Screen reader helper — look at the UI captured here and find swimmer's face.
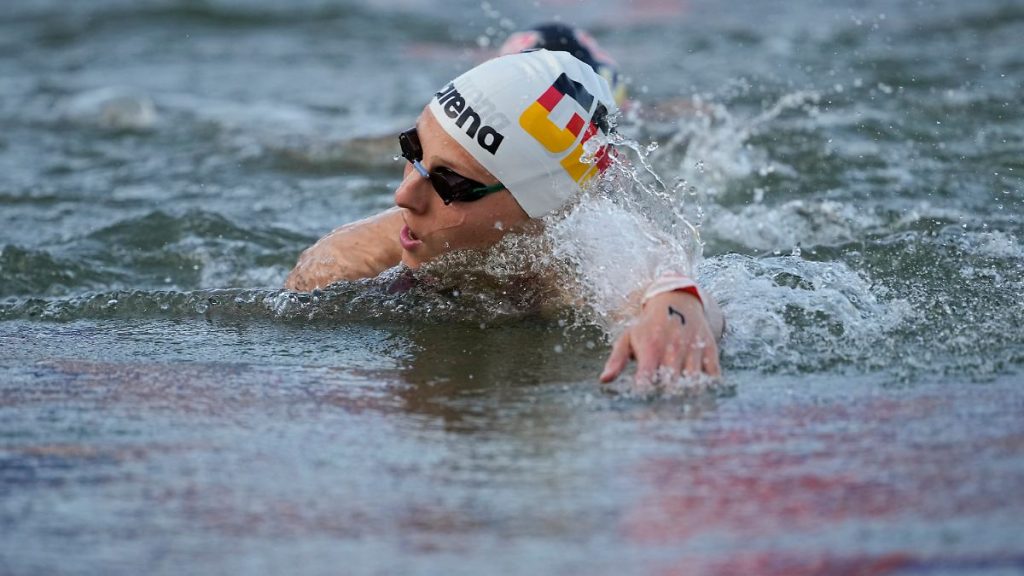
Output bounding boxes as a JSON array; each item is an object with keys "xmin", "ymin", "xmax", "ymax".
[{"xmin": 394, "ymin": 107, "xmax": 530, "ymax": 269}]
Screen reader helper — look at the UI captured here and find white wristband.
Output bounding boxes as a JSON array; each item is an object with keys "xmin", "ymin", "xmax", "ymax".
[{"xmin": 641, "ymin": 272, "xmax": 704, "ymax": 308}]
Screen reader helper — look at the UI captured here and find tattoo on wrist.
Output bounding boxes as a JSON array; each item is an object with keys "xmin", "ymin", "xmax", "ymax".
[{"xmin": 668, "ymin": 306, "xmax": 686, "ymax": 325}]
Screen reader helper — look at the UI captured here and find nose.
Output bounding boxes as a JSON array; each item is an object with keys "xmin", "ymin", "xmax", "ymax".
[{"xmin": 394, "ymin": 162, "xmax": 432, "ymax": 215}]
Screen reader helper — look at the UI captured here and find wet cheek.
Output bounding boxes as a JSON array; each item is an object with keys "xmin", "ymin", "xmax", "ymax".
[
  {"xmin": 431, "ymin": 213, "xmax": 490, "ymax": 252},
  {"xmin": 433, "ymin": 212, "xmax": 468, "ymax": 234},
  {"xmin": 481, "ymin": 220, "xmax": 507, "ymax": 245},
  {"xmin": 464, "ymin": 216, "xmax": 507, "ymax": 249}
]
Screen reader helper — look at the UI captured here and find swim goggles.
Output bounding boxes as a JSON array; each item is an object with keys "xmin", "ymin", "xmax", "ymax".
[{"xmin": 398, "ymin": 127, "xmax": 505, "ymax": 204}]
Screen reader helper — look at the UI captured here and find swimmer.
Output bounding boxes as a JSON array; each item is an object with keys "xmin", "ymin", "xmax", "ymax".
[
  {"xmin": 332, "ymin": 23, "xmax": 699, "ymax": 172},
  {"xmin": 285, "ymin": 49, "xmax": 724, "ymax": 384},
  {"xmin": 498, "ymin": 23, "xmax": 629, "ymax": 108},
  {"xmin": 499, "ymin": 23, "xmax": 713, "ymax": 126}
]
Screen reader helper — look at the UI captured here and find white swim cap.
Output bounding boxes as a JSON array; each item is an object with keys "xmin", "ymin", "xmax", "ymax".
[{"xmin": 427, "ymin": 49, "xmax": 618, "ymax": 218}]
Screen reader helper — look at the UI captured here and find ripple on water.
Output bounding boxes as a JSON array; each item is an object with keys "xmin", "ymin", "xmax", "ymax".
[
  {"xmin": 0, "ymin": 210, "xmax": 312, "ymax": 298},
  {"xmin": 701, "ymin": 253, "xmax": 911, "ymax": 374}
]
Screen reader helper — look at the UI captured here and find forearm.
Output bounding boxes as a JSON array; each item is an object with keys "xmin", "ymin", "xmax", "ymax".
[{"xmin": 284, "ymin": 208, "xmax": 405, "ymax": 291}]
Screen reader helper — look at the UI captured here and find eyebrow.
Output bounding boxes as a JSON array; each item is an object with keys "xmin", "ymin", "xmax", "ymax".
[
  {"xmin": 413, "ymin": 112, "xmax": 497, "ymax": 181},
  {"xmin": 416, "ymin": 120, "xmax": 492, "ymax": 182},
  {"xmin": 426, "ymin": 153, "xmax": 478, "ymax": 179}
]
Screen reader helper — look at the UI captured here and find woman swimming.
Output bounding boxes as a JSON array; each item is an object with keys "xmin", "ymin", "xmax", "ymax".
[{"xmin": 285, "ymin": 49, "xmax": 724, "ymax": 384}]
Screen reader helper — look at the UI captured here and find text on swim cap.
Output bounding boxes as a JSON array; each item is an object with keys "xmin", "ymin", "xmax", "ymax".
[
  {"xmin": 435, "ymin": 83, "xmax": 506, "ymax": 155},
  {"xmin": 519, "ymin": 73, "xmax": 611, "ymax": 183}
]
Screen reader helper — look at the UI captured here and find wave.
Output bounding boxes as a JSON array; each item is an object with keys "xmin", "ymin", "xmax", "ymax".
[
  {"xmin": 3, "ymin": 224, "xmax": 1020, "ymax": 381},
  {"xmin": 0, "ymin": 264, "xmax": 571, "ymax": 327},
  {"xmin": 0, "ymin": 210, "xmax": 311, "ymax": 297},
  {"xmin": 0, "ymin": 245, "xmax": 112, "ymax": 298},
  {"xmin": 17, "ymin": 1, "xmax": 452, "ymax": 50}
]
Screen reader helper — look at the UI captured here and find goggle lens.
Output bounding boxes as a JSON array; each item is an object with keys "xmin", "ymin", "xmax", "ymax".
[{"xmin": 398, "ymin": 128, "xmax": 504, "ymax": 204}]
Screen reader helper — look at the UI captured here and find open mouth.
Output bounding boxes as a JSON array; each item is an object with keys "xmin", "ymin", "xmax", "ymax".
[{"xmin": 399, "ymin": 224, "xmax": 423, "ymax": 250}]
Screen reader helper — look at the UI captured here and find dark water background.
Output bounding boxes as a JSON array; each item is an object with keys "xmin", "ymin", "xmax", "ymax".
[{"xmin": 1, "ymin": 1, "xmax": 1023, "ymax": 574}]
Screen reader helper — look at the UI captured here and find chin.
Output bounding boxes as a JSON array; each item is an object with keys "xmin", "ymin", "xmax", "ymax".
[{"xmin": 401, "ymin": 251, "xmax": 423, "ymax": 269}]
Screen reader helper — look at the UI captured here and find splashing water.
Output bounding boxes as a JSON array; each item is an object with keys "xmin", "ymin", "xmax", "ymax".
[
  {"xmin": 4, "ymin": 3, "xmax": 1024, "ymax": 575},
  {"xmin": 0, "ymin": 87, "xmax": 922, "ymax": 385}
]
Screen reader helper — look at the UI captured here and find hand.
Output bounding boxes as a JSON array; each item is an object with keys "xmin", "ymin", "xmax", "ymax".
[{"xmin": 599, "ymin": 291, "xmax": 721, "ymax": 386}]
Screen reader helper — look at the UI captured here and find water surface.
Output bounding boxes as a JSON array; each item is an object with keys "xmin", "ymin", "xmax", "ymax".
[{"xmin": 1, "ymin": 0, "xmax": 1023, "ymax": 574}]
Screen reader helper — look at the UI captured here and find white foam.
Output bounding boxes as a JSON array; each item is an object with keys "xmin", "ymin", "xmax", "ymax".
[
  {"xmin": 59, "ymin": 86, "xmax": 159, "ymax": 131},
  {"xmin": 704, "ymin": 199, "xmax": 884, "ymax": 252},
  {"xmin": 959, "ymin": 230, "xmax": 1022, "ymax": 259},
  {"xmin": 656, "ymin": 89, "xmax": 823, "ymax": 200},
  {"xmin": 544, "ymin": 194, "xmax": 686, "ymax": 326},
  {"xmin": 699, "ymin": 253, "xmax": 912, "ymax": 371}
]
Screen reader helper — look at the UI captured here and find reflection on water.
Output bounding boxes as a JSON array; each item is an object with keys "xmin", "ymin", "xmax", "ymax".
[{"xmin": 3, "ymin": 321, "xmax": 1023, "ymax": 574}]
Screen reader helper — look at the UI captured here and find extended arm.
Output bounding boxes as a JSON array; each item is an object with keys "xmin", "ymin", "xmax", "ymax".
[{"xmin": 284, "ymin": 207, "xmax": 405, "ymax": 291}]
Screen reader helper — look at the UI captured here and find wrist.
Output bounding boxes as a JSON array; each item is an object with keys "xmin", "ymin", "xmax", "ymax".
[
  {"xmin": 641, "ymin": 272, "xmax": 704, "ymax": 309},
  {"xmin": 645, "ymin": 290, "xmax": 704, "ymax": 315}
]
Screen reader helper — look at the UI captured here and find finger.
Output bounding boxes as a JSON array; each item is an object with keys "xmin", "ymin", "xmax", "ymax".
[
  {"xmin": 664, "ymin": 338, "xmax": 685, "ymax": 382},
  {"xmin": 633, "ymin": 337, "xmax": 662, "ymax": 387},
  {"xmin": 702, "ymin": 342, "xmax": 721, "ymax": 377},
  {"xmin": 600, "ymin": 332, "xmax": 633, "ymax": 383},
  {"xmin": 683, "ymin": 349, "xmax": 702, "ymax": 378}
]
